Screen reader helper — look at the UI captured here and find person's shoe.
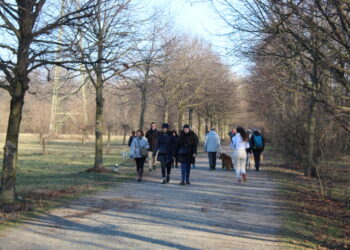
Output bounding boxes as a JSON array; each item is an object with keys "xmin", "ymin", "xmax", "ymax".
[
  {"xmin": 186, "ymin": 181, "xmax": 191, "ymax": 185},
  {"xmin": 179, "ymin": 181, "xmax": 185, "ymax": 185},
  {"xmin": 137, "ymin": 179, "xmax": 142, "ymax": 182},
  {"xmin": 152, "ymin": 165, "xmax": 156, "ymax": 170},
  {"xmin": 192, "ymin": 164, "xmax": 196, "ymax": 168},
  {"xmin": 161, "ymin": 178, "xmax": 167, "ymax": 184},
  {"xmin": 242, "ymin": 174, "xmax": 247, "ymax": 182},
  {"xmin": 237, "ymin": 179, "xmax": 242, "ymax": 183},
  {"xmin": 149, "ymin": 168, "xmax": 152, "ymax": 172},
  {"xmin": 166, "ymin": 176, "xmax": 170, "ymax": 183},
  {"xmin": 175, "ymin": 165, "xmax": 178, "ymax": 168}
]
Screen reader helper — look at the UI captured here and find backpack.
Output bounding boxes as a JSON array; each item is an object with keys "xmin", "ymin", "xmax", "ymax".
[{"xmin": 254, "ymin": 135, "xmax": 263, "ymax": 149}]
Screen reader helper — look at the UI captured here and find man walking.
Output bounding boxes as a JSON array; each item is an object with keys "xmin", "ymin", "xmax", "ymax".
[
  {"xmin": 249, "ymin": 129, "xmax": 265, "ymax": 171},
  {"xmin": 204, "ymin": 128, "xmax": 221, "ymax": 171},
  {"xmin": 145, "ymin": 122, "xmax": 160, "ymax": 172}
]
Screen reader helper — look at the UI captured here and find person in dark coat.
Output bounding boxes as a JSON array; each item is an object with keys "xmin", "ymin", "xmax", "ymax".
[
  {"xmin": 145, "ymin": 122, "xmax": 160, "ymax": 172},
  {"xmin": 128, "ymin": 131, "xmax": 136, "ymax": 147},
  {"xmin": 175, "ymin": 124, "xmax": 198, "ymax": 185},
  {"xmin": 249, "ymin": 129, "xmax": 265, "ymax": 171},
  {"xmin": 171, "ymin": 130, "xmax": 179, "ymax": 168},
  {"xmin": 153, "ymin": 123, "xmax": 177, "ymax": 184}
]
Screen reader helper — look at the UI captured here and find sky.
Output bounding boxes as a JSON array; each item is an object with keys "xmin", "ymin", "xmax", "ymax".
[{"xmin": 146, "ymin": 0, "xmax": 249, "ymax": 76}]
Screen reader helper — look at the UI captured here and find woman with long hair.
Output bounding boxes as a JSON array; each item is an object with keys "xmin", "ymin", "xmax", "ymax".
[
  {"xmin": 130, "ymin": 130, "xmax": 150, "ymax": 182},
  {"xmin": 231, "ymin": 127, "xmax": 250, "ymax": 183}
]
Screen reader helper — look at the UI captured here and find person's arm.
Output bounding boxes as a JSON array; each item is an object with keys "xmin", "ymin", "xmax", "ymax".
[
  {"xmin": 153, "ymin": 136, "xmax": 160, "ymax": 156},
  {"xmin": 262, "ymin": 136, "xmax": 265, "ymax": 152},
  {"xmin": 129, "ymin": 138, "xmax": 136, "ymax": 158}
]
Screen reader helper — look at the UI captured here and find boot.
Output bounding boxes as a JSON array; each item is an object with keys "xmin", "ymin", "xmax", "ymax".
[{"xmin": 242, "ymin": 174, "xmax": 247, "ymax": 182}]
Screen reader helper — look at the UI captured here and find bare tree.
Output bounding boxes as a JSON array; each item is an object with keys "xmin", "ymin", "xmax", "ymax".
[{"xmin": 0, "ymin": 0, "xmax": 94, "ymax": 202}]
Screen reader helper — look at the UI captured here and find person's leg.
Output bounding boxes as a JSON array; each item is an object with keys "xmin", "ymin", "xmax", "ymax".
[
  {"xmin": 239, "ymin": 153, "xmax": 247, "ymax": 182},
  {"xmin": 161, "ymin": 160, "xmax": 166, "ymax": 178},
  {"xmin": 148, "ymin": 151, "xmax": 153, "ymax": 172},
  {"xmin": 186, "ymin": 163, "xmax": 191, "ymax": 183},
  {"xmin": 213, "ymin": 152, "xmax": 217, "ymax": 169},
  {"xmin": 152, "ymin": 153, "xmax": 157, "ymax": 170},
  {"xmin": 135, "ymin": 158, "xmax": 141, "ymax": 181},
  {"xmin": 180, "ymin": 162, "xmax": 186, "ymax": 184},
  {"xmin": 232, "ymin": 152, "xmax": 240, "ymax": 180},
  {"xmin": 253, "ymin": 150, "xmax": 261, "ymax": 171},
  {"xmin": 139, "ymin": 157, "xmax": 146, "ymax": 179},
  {"xmin": 166, "ymin": 162, "xmax": 172, "ymax": 183},
  {"xmin": 208, "ymin": 152, "xmax": 213, "ymax": 169}
]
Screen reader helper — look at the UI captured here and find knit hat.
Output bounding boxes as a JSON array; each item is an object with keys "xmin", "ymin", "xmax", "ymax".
[
  {"xmin": 162, "ymin": 123, "xmax": 169, "ymax": 129},
  {"xmin": 183, "ymin": 124, "xmax": 190, "ymax": 129}
]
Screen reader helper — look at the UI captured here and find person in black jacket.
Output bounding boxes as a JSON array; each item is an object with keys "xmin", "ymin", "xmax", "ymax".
[
  {"xmin": 145, "ymin": 122, "xmax": 160, "ymax": 172},
  {"xmin": 175, "ymin": 124, "xmax": 198, "ymax": 185},
  {"xmin": 171, "ymin": 130, "xmax": 179, "ymax": 168},
  {"xmin": 153, "ymin": 123, "xmax": 177, "ymax": 184},
  {"xmin": 249, "ymin": 129, "xmax": 265, "ymax": 171},
  {"xmin": 128, "ymin": 131, "xmax": 136, "ymax": 147}
]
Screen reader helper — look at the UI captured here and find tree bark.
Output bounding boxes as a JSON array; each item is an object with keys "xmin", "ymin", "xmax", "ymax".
[
  {"xmin": 188, "ymin": 108, "xmax": 193, "ymax": 127},
  {"xmin": 139, "ymin": 88, "xmax": 147, "ymax": 130},
  {"xmin": 197, "ymin": 111, "xmax": 202, "ymax": 143},
  {"xmin": 0, "ymin": 97, "xmax": 25, "ymax": 202},
  {"xmin": 178, "ymin": 109, "xmax": 184, "ymax": 132},
  {"xmin": 94, "ymin": 84, "xmax": 104, "ymax": 169},
  {"xmin": 163, "ymin": 102, "xmax": 169, "ymax": 124},
  {"xmin": 305, "ymin": 98, "xmax": 317, "ymax": 177}
]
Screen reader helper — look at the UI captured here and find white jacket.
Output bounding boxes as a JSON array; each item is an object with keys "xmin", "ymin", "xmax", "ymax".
[
  {"xmin": 130, "ymin": 137, "xmax": 150, "ymax": 158},
  {"xmin": 231, "ymin": 133, "xmax": 249, "ymax": 151}
]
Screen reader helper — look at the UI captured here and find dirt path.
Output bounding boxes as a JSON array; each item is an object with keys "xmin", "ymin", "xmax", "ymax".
[{"xmin": 0, "ymin": 152, "xmax": 284, "ymax": 250}]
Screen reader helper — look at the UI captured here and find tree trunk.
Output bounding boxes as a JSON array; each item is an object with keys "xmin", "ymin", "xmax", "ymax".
[
  {"xmin": 197, "ymin": 111, "xmax": 202, "ymax": 143},
  {"xmin": 163, "ymin": 102, "xmax": 169, "ymax": 124},
  {"xmin": 0, "ymin": 97, "xmax": 25, "ymax": 202},
  {"xmin": 123, "ymin": 128, "xmax": 127, "ymax": 145},
  {"xmin": 178, "ymin": 109, "xmax": 184, "ymax": 132},
  {"xmin": 205, "ymin": 118, "xmax": 209, "ymax": 134},
  {"xmin": 94, "ymin": 84, "xmax": 104, "ymax": 169},
  {"xmin": 305, "ymin": 98, "xmax": 317, "ymax": 177},
  {"xmin": 139, "ymin": 88, "xmax": 147, "ymax": 130},
  {"xmin": 106, "ymin": 126, "xmax": 111, "ymax": 154},
  {"xmin": 188, "ymin": 108, "xmax": 193, "ymax": 127}
]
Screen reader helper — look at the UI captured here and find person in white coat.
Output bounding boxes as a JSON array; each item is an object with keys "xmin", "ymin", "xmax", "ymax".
[
  {"xmin": 231, "ymin": 127, "xmax": 250, "ymax": 183},
  {"xmin": 204, "ymin": 128, "xmax": 221, "ymax": 170},
  {"xmin": 130, "ymin": 130, "xmax": 150, "ymax": 182}
]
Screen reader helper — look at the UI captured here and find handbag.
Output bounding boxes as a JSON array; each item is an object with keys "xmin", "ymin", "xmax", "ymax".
[{"xmin": 137, "ymin": 139, "xmax": 148, "ymax": 157}]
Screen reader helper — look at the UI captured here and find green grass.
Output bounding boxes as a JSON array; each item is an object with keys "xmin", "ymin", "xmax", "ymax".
[{"xmin": 0, "ymin": 133, "xmax": 136, "ymax": 227}]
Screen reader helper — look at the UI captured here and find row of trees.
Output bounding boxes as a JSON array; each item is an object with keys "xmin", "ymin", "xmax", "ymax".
[
  {"xmin": 0, "ymin": 1, "xmax": 244, "ymax": 202},
  {"xmin": 210, "ymin": 1, "xmax": 350, "ymax": 181}
]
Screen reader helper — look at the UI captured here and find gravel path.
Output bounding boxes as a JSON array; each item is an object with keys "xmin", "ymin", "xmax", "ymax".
[{"xmin": 0, "ymin": 152, "xmax": 283, "ymax": 250}]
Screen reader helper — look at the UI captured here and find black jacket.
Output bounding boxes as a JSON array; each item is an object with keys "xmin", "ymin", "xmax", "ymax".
[
  {"xmin": 249, "ymin": 132, "xmax": 265, "ymax": 152},
  {"xmin": 175, "ymin": 131, "xmax": 198, "ymax": 164},
  {"xmin": 145, "ymin": 129, "xmax": 160, "ymax": 152},
  {"xmin": 128, "ymin": 135, "xmax": 136, "ymax": 147},
  {"xmin": 154, "ymin": 132, "xmax": 177, "ymax": 163}
]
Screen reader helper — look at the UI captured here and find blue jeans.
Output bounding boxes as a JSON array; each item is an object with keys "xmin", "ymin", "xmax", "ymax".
[{"xmin": 181, "ymin": 162, "xmax": 191, "ymax": 182}]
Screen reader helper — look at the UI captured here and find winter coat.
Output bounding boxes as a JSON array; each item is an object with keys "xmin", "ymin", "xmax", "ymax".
[
  {"xmin": 130, "ymin": 137, "xmax": 150, "ymax": 158},
  {"xmin": 249, "ymin": 131, "xmax": 265, "ymax": 152},
  {"xmin": 154, "ymin": 132, "xmax": 177, "ymax": 163},
  {"xmin": 145, "ymin": 129, "xmax": 160, "ymax": 152},
  {"xmin": 128, "ymin": 135, "xmax": 136, "ymax": 147},
  {"xmin": 204, "ymin": 130, "xmax": 221, "ymax": 152},
  {"xmin": 175, "ymin": 130, "xmax": 198, "ymax": 164},
  {"xmin": 231, "ymin": 133, "xmax": 249, "ymax": 151}
]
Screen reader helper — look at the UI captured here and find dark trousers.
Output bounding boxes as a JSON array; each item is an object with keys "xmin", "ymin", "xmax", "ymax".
[
  {"xmin": 161, "ymin": 160, "xmax": 172, "ymax": 178},
  {"xmin": 135, "ymin": 157, "xmax": 146, "ymax": 177},
  {"xmin": 208, "ymin": 152, "xmax": 217, "ymax": 169},
  {"xmin": 181, "ymin": 162, "xmax": 191, "ymax": 182},
  {"xmin": 253, "ymin": 149, "xmax": 263, "ymax": 170}
]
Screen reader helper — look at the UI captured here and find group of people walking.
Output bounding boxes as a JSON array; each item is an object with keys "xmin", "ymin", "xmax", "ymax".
[
  {"xmin": 129, "ymin": 123, "xmax": 198, "ymax": 185},
  {"xmin": 129, "ymin": 122, "xmax": 264, "ymax": 185}
]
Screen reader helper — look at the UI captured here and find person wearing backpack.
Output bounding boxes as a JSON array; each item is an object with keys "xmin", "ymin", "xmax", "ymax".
[
  {"xmin": 153, "ymin": 123, "xmax": 177, "ymax": 184},
  {"xmin": 249, "ymin": 129, "xmax": 265, "ymax": 171},
  {"xmin": 130, "ymin": 130, "xmax": 150, "ymax": 182}
]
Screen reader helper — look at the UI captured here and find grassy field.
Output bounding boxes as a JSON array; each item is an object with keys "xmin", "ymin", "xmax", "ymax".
[
  {"xmin": 263, "ymin": 150, "xmax": 350, "ymax": 249},
  {"xmin": 0, "ymin": 133, "xmax": 135, "ymax": 226}
]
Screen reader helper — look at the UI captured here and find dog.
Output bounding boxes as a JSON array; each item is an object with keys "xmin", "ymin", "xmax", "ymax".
[{"xmin": 219, "ymin": 153, "xmax": 233, "ymax": 171}]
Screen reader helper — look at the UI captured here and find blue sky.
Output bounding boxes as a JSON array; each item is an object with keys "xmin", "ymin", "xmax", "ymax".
[{"xmin": 146, "ymin": 0, "xmax": 249, "ymax": 76}]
